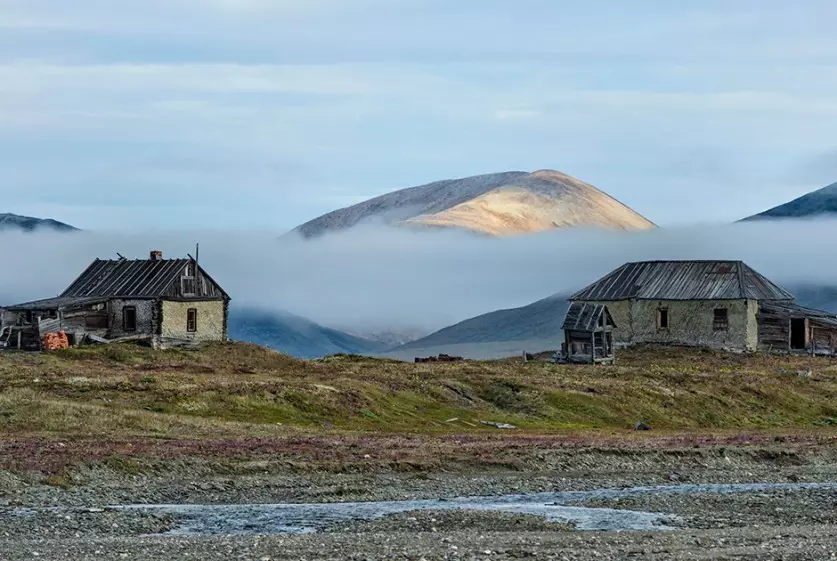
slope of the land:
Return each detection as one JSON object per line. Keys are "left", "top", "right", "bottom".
{"left": 227, "top": 308, "right": 386, "bottom": 358}
{"left": 397, "top": 294, "right": 570, "bottom": 349}
{"left": 0, "top": 213, "right": 77, "bottom": 232}
{"left": 743, "top": 181, "right": 837, "bottom": 220}
{"left": 291, "top": 170, "right": 655, "bottom": 238}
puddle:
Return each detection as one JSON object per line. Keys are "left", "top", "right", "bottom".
{"left": 8, "top": 482, "right": 837, "bottom": 536}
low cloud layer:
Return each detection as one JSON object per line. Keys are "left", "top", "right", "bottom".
{"left": 1, "top": 220, "right": 836, "bottom": 333}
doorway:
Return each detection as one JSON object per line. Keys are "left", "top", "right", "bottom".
{"left": 790, "top": 318, "right": 806, "bottom": 350}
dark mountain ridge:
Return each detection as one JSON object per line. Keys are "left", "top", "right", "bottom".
{"left": 0, "top": 213, "right": 77, "bottom": 232}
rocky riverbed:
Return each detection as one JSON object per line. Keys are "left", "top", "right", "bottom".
{"left": 2, "top": 439, "right": 837, "bottom": 560}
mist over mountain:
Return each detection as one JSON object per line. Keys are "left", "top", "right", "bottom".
{"left": 0, "top": 213, "right": 77, "bottom": 232}
{"left": 291, "top": 170, "right": 655, "bottom": 238}
{"left": 743, "top": 181, "right": 837, "bottom": 221}
{"left": 227, "top": 308, "right": 386, "bottom": 359}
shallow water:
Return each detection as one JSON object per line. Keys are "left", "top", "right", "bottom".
{"left": 105, "top": 482, "right": 837, "bottom": 536}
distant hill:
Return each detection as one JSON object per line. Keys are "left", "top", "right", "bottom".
{"left": 228, "top": 308, "right": 387, "bottom": 359}
{"left": 290, "top": 170, "right": 655, "bottom": 238}
{"left": 0, "top": 213, "right": 77, "bottom": 232}
{"left": 386, "top": 294, "right": 571, "bottom": 360}
{"left": 743, "top": 181, "right": 837, "bottom": 220}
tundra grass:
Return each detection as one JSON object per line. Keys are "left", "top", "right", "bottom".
{"left": 0, "top": 342, "right": 835, "bottom": 442}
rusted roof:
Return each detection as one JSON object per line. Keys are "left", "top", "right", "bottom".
{"left": 572, "top": 261, "right": 793, "bottom": 302}
{"left": 60, "top": 258, "right": 229, "bottom": 299}
{"left": 562, "top": 302, "right": 616, "bottom": 332}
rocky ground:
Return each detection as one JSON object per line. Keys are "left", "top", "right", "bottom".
{"left": 1, "top": 445, "right": 836, "bottom": 560}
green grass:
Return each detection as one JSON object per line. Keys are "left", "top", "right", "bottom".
{"left": 0, "top": 342, "right": 836, "bottom": 440}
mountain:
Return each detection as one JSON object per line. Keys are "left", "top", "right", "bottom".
{"left": 386, "top": 294, "right": 571, "bottom": 360}
{"left": 0, "top": 213, "right": 77, "bottom": 232}
{"left": 743, "top": 181, "right": 837, "bottom": 220}
{"left": 227, "top": 308, "right": 387, "bottom": 359}
{"left": 291, "top": 170, "right": 656, "bottom": 238}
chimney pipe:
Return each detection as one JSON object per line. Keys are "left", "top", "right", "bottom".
{"left": 150, "top": 250, "right": 163, "bottom": 261}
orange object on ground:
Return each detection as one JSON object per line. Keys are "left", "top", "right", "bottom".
{"left": 41, "top": 330, "right": 69, "bottom": 351}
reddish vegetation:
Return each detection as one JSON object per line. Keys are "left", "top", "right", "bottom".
{"left": 3, "top": 431, "right": 835, "bottom": 474}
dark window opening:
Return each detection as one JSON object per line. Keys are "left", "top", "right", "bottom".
{"left": 657, "top": 308, "right": 669, "bottom": 330}
{"left": 790, "top": 318, "right": 806, "bottom": 350}
{"left": 123, "top": 306, "right": 137, "bottom": 332}
{"left": 713, "top": 308, "right": 729, "bottom": 331}
{"left": 187, "top": 308, "right": 198, "bottom": 333}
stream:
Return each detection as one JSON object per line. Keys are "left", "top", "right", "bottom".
{"left": 109, "top": 482, "right": 837, "bottom": 536}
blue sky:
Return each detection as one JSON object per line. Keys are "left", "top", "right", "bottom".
{"left": 1, "top": 0, "right": 837, "bottom": 229}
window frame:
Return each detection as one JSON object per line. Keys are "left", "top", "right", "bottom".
{"left": 123, "top": 306, "right": 137, "bottom": 332}
{"left": 187, "top": 308, "right": 198, "bottom": 333}
{"left": 657, "top": 307, "right": 669, "bottom": 330}
{"left": 713, "top": 308, "right": 729, "bottom": 331}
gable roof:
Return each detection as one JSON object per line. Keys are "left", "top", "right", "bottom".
{"left": 571, "top": 260, "right": 793, "bottom": 302}
{"left": 60, "top": 258, "right": 229, "bottom": 299}
{"left": 562, "top": 302, "right": 616, "bottom": 332}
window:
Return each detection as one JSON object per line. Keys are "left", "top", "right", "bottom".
{"left": 657, "top": 308, "right": 669, "bottom": 330}
{"left": 123, "top": 306, "right": 137, "bottom": 332}
{"left": 186, "top": 261, "right": 196, "bottom": 277}
{"left": 187, "top": 308, "right": 198, "bottom": 333}
{"left": 182, "top": 277, "right": 197, "bottom": 296}
{"left": 713, "top": 308, "right": 729, "bottom": 331}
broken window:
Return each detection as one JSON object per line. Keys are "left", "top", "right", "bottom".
{"left": 657, "top": 308, "right": 669, "bottom": 330}
{"left": 713, "top": 308, "right": 728, "bottom": 331}
{"left": 123, "top": 306, "right": 137, "bottom": 332}
{"left": 187, "top": 308, "right": 198, "bottom": 333}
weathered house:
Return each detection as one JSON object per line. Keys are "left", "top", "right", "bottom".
{"left": 1, "top": 251, "right": 230, "bottom": 350}
{"left": 561, "top": 302, "right": 617, "bottom": 364}
{"left": 569, "top": 260, "right": 837, "bottom": 354}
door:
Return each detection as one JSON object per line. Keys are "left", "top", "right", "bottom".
{"left": 790, "top": 318, "right": 806, "bottom": 350}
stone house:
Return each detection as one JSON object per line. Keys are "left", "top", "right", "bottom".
{"left": 1, "top": 251, "right": 230, "bottom": 350}
{"left": 569, "top": 260, "right": 837, "bottom": 353}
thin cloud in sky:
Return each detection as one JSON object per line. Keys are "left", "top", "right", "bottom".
{"left": 0, "top": 1, "right": 836, "bottom": 229}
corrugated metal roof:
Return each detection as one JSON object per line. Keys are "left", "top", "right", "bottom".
{"left": 61, "top": 259, "right": 191, "bottom": 298}
{"left": 571, "top": 261, "right": 794, "bottom": 302}
{"left": 59, "top": 258, "right": 229, "bottom": 300}
{"left": 561, "top": 302, "right": 616, "bottom": 332}
{"left": 3, "top": 296, "right": 107, "bottom": 311}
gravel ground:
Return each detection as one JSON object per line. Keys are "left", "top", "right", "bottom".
{"left": 2, "top": 446, "right": 837, "bottom": 559}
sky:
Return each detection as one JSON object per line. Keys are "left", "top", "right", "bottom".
{"left": 2, "top": 0, "right": 837, "bottom": 230}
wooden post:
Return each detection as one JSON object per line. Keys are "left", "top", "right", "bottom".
{"left": 16, "top": 331, "right": 21, "bottom": 350}
{"left": 811, "top": 326, "right": 815, "bottom": 357}
{"left": 591, "top": 331, "right": 596, "bottom": 364}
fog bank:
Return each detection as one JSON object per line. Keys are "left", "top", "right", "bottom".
{"left": 1, "top": 220, "right": 835, "bottom": 332}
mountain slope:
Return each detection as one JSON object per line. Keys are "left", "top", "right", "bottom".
{"left": 743, "top": 181, "right": 837, "bottom": 220}
{"left": 227, "top": 308, "right": 387, "bottom": 359}
{"left": 396, "top": 294, "right": 571, "bottom": 351}
{"left": 291, "top": 170, "right": 655, "bottom": 238}
{"left": 0, "top": 213, "right": 77, "bottom": 232}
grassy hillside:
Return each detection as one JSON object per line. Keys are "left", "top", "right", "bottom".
{"left": 1, "top": 343, "right": 835, "bottom": 443}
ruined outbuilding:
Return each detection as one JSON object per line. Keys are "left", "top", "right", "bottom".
{"left": 1, "top": 251, "right": 230, "bottom": 350}
{"left": 568, "top": 260, "right": 837, "bottom": 354}
{"left": 561, "top": 302, "right": 617, "bottom": 364}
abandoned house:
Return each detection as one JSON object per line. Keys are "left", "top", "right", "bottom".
{"left": 0, "top": 251, "right": 230, "bottom": 350}
{"left": 568, "top": 260, "right": 837, "bottom": 354}
{"left": 561, "top": 302, "right": 617, "bottom": 364}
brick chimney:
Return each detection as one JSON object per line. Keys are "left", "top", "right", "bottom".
{"left": 150, "top": 250, "right": 163, "bottom": 261}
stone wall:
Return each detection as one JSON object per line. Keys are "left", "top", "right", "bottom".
{"left": 108, "top": 299, "right": 155, "bottom": 338}
{"left": 160, "top": 300, "right": 226, "bottom": 342}
{"left": 576, "top": 298, "right": 758, "bottom": 351}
